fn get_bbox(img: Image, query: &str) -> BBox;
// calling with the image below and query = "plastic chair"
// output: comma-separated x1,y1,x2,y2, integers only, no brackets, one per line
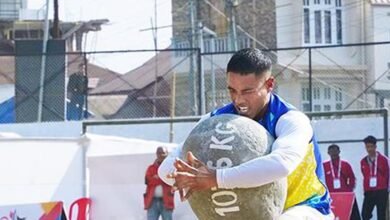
68,197,92,220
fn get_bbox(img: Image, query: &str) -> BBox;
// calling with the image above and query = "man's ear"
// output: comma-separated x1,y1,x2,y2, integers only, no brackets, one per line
266,77,275,92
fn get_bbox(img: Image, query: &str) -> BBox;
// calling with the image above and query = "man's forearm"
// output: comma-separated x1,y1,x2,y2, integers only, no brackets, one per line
216,153,290,189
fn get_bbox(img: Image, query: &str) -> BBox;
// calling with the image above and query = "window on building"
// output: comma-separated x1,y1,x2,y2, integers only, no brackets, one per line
304,8,310,43
324,87,331,99
301,85,344,113
303,0,310,6
387,63,390,80
302,103,311,112
303,0,342,45
323,104,332,118
324,11,332,43
336,9,342,44
14,30,43,39
335,88,342,101
315,11,322,43
302,87,310,101
313,87,321,100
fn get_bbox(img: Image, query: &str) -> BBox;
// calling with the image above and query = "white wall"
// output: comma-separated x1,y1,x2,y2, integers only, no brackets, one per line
0,138,84,211
313,116,386,220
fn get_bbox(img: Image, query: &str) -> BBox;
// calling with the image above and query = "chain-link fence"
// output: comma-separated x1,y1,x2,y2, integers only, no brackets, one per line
277,42,390,113
1,42,390,124
88,48,201,120
0,47,202,123
202,42,390,114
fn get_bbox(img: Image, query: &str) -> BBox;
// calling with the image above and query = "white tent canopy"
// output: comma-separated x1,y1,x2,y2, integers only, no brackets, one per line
0,133,195,219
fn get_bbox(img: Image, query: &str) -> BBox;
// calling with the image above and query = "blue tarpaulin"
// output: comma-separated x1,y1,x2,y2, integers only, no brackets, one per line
0,97,15,123
0,97,93,123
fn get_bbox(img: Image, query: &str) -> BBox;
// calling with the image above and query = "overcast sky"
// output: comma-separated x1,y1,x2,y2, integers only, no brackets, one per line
28,0,172,73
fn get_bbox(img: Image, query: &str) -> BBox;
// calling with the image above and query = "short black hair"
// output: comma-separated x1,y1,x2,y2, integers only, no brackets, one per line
363,135,377,145
227,48,272,76
328,144,340,151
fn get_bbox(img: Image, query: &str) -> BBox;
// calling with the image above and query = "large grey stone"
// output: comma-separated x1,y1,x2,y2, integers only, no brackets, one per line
181,114,287,220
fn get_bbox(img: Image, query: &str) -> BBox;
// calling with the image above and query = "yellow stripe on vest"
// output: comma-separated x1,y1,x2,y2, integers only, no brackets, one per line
284,143,326,210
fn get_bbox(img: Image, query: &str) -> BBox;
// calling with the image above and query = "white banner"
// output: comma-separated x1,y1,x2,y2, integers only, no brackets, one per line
86,134,196,220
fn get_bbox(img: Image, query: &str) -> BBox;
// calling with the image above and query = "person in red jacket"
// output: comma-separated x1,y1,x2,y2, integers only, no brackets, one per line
360,135,389,220
323,144,361,220
144,146,174,220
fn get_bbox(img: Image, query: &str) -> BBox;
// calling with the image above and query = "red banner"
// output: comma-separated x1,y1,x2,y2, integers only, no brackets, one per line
330,192,355,220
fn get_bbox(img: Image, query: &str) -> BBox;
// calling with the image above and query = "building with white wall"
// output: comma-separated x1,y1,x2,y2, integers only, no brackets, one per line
276,0,390,112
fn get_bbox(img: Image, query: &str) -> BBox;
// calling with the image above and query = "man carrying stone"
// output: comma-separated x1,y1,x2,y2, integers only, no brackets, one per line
158,48,333,219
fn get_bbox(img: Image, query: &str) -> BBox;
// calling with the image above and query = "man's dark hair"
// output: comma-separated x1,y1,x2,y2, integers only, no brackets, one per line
363,135,377,145
227,48,272,76
328,144,340,151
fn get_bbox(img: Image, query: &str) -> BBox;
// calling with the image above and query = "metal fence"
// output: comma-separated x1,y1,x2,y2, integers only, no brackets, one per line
0,48,202,123
1,41,390,124
201,41,390,114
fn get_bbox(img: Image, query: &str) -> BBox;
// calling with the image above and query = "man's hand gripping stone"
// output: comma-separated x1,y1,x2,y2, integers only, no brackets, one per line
167,151,217,201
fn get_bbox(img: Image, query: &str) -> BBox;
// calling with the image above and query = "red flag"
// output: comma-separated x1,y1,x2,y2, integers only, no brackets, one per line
330,192,355,220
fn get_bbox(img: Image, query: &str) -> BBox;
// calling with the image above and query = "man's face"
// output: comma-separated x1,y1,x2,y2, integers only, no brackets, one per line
227,72,274,120
156,147,168,163
364,143,376,156
328,147,340,160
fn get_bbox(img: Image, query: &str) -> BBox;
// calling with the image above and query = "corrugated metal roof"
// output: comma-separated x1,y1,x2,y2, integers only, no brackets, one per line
90,50,173,95
371,0,390,5
0,56,15,84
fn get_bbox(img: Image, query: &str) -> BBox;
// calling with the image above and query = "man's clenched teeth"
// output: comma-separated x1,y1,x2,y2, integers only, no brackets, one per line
238,106,248,113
